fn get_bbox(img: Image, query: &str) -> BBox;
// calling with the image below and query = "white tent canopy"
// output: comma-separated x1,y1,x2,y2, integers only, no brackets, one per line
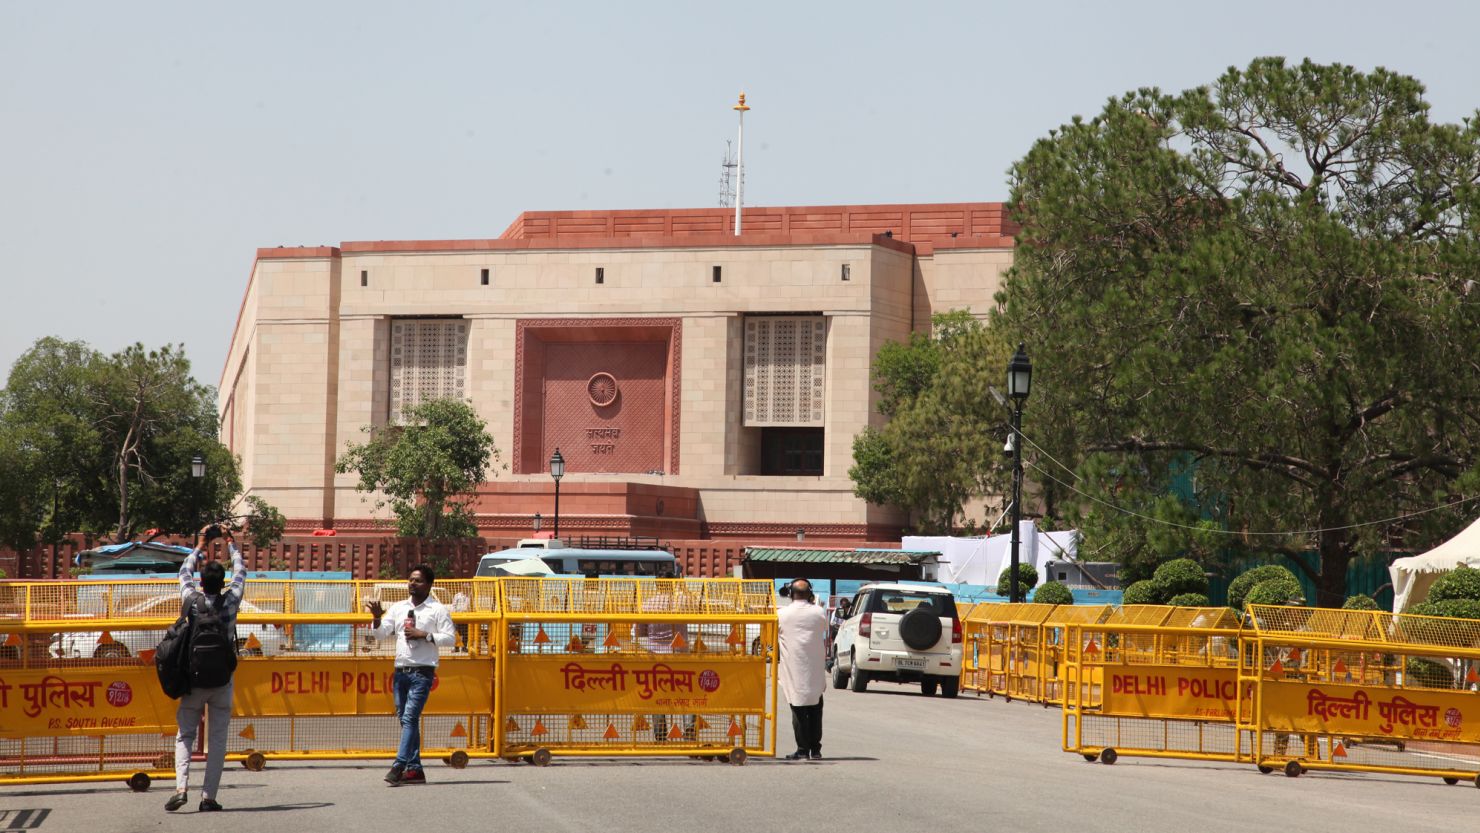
1389,516,1480,612
904,521,1078,587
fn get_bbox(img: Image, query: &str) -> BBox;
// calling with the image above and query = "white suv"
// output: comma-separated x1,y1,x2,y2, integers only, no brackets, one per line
831,583,962,697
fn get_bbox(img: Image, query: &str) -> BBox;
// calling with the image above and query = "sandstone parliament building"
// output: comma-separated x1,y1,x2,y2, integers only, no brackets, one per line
219,202,1015,542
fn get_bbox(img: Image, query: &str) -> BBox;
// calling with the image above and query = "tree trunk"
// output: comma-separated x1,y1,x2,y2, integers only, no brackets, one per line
1315,528,1351,609
115,450,130,543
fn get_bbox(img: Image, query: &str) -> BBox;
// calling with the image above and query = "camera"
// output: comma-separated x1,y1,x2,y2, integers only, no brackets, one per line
203,524,224,543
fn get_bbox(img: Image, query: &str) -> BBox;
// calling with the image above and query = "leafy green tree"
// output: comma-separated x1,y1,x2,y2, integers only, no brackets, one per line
989,58,1480,606
336,399,501,538
1032,580,1074,605
240,495,287,549
0,337,270,545
996,563,1040,597
1341,594,1381,611
849,311,1000,532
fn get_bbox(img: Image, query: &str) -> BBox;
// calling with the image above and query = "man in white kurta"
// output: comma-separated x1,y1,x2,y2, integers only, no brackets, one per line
777,579,829,760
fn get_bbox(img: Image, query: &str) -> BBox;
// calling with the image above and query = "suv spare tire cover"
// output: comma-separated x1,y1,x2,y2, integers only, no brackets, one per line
898,608,942,650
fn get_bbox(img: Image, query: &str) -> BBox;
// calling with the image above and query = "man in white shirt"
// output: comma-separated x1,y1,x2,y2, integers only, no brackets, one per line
365,563,456,786
778,578,829,761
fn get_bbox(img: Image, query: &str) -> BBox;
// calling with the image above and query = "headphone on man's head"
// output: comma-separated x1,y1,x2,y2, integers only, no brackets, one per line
789,577,815,602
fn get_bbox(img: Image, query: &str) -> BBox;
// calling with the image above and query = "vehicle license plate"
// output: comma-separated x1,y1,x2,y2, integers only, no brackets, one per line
896,657,927,670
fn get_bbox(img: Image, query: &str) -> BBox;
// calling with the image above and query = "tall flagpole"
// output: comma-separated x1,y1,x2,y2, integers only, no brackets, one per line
733,92,749,236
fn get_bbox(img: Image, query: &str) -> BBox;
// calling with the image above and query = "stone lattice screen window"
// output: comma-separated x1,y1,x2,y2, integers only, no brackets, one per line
743,315,826,427
389,318,469,424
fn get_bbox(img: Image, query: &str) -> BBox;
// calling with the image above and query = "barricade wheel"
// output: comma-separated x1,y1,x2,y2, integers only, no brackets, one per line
450,751,469,769
1258,764,1273,774
531,748,552,767
1099,748,1117,765
244,752,267,772
727,748,747,766
1082,753,1099,762
127,772,151,792
1443,777,1459,785
1283,761,1303,778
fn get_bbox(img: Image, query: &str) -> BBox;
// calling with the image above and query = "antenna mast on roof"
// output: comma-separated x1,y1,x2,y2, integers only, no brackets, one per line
718,140,737,208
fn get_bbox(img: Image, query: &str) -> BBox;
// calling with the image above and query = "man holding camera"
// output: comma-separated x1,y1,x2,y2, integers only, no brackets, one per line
167,523,247,812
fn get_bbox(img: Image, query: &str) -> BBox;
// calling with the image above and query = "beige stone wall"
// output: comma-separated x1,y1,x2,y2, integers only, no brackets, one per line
228,238,1009,530
914,247,1014,329
238,257,340,521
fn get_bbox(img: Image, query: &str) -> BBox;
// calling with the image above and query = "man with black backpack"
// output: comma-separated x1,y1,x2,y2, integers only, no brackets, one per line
166,523,246,813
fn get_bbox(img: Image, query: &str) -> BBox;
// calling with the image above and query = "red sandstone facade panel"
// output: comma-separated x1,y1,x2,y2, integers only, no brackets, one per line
541,341,668,474
513,318,682,477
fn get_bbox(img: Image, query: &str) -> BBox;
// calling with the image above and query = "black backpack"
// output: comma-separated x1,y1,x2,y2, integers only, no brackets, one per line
155,594,238,697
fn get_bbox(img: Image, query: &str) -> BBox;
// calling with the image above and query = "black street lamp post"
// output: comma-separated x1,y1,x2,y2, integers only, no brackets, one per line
549,449,565,540
191,455,207,535
1006,344,1032,603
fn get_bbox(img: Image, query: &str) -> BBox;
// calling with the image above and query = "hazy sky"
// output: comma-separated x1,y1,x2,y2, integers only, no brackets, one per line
3,1,1477,390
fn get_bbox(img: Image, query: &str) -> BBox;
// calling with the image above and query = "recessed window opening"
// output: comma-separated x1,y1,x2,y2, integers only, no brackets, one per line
481,268,490,286
360,270,368,287
595,267,605,284
841,264,851,281
712,265,722,283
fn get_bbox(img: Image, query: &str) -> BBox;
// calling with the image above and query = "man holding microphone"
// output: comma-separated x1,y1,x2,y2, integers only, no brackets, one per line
365,563,456,786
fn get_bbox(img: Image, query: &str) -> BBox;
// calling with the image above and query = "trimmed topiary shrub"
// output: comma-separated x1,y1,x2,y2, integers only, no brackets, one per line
1428,565,1480,603
1032,581,1074,606
1167,592,1210,607
1153,558,1209,598
1244,576,1304,607
1227,565,1300,611
1122,579,1165,606
1405,657,1457,689
1341,594,1380,611
997,563,1040,597
1426,598,1480,620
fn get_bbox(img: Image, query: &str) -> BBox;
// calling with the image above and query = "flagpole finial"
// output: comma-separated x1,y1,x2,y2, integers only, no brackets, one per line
733,92,750,112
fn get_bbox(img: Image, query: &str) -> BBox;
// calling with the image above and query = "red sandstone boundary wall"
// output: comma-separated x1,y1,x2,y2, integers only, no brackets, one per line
1,537,902,581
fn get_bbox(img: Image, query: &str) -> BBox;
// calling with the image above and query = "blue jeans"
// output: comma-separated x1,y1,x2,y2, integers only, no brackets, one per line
393,667,434,771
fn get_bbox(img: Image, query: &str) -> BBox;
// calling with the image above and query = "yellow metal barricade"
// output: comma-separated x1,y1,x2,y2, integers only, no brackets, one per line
1040,605,1114,707
1061,621,1246,765
960,603,1004,695
497,577,777,765
0,578,503,787
1244,605,1480,785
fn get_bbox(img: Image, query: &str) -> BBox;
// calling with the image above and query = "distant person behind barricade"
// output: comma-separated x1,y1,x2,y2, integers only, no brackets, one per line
636,569,691,741
778,578,828,760
167,524,246,813
365,563,457,787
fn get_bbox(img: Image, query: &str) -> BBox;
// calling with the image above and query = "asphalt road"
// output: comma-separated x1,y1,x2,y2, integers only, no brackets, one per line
4,680,1477,833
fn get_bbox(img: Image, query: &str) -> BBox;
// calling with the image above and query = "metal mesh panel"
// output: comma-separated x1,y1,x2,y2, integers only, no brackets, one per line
1078,715,1243,759
502,712,765,753
0,733,176,778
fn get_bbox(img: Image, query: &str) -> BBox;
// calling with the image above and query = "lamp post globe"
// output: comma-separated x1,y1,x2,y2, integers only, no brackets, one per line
191,455,206,479
1005,344,1032,603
